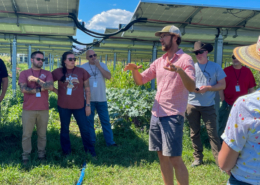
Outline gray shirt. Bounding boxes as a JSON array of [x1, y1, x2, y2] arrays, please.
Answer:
[[81, 62, 110, 102], [188, 61, 226, 106]]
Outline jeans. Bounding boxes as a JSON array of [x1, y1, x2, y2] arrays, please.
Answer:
[[58, 106, 96, 156], [86, 101, 115, 146], [227, 174, 251, 185]]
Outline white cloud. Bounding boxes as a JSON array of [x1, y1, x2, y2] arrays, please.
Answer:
[[85, 9, 133, 31]]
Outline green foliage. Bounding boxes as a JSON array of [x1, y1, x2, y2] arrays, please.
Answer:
[[106, 62, 152, 90], [106, 88, 156, 129]]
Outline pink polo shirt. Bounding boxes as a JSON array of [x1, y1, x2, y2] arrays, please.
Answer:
[[141, 49, 195, 117]]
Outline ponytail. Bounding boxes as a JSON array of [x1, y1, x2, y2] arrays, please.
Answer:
[[60, 51, 73, 83]]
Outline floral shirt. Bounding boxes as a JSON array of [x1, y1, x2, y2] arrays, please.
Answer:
[[222, 89, 260, 185]]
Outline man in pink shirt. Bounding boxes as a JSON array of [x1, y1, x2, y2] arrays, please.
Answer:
[[124, 25, 195, 185], [19, 51, 53, 165]]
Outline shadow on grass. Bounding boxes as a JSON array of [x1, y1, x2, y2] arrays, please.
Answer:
[[0, 122, 158, 171]]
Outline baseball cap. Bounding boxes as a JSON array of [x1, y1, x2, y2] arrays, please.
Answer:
[[155, 25, 182, 37]]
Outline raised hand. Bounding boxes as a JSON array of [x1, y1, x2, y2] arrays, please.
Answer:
[[163, 56, 181, 72], [124, 63, 142, 71]]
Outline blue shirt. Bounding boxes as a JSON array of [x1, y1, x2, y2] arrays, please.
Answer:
[[188, 61, 226, 106]]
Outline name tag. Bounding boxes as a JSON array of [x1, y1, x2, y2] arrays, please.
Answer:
[[93, 81, 97, 87], [36, 92, 41, 97], [67, 88, 72, 95], [235, 85, 240, 92]]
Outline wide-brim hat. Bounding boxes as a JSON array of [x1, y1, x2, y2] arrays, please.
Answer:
[[233, 36, 260, 71], [155, 25, 182, 37], [191, 41, 213, 53]]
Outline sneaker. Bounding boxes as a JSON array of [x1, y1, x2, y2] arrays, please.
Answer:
[[191, 160, 203, 167], [22, 159, 29, 165]]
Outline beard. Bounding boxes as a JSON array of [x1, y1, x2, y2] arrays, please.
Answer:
[[33, 61, 43, 69], [161, 36, 173, 51]]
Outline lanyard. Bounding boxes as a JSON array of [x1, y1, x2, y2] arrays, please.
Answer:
[[233, 67, 242, 85], [89, 63, 97, 79], [31, 69, 42, 87]]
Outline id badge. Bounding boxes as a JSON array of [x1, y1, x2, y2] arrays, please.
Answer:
[[36, 92, 41, 97], [93, 81, 97, 87], [235, 85, 240, 92], [67, 88, 72, 95]]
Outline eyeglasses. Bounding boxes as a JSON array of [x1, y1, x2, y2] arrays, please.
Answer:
[[159, 34, 171, 40], [34, 58, 45, 62], [67, 58, 77, 61], [195, 50, 206, 55], [89, 54, 97, 58], [232, 56, 236, 60]]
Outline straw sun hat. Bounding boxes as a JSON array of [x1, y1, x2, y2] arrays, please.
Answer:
[[233, 36, 260, 70]]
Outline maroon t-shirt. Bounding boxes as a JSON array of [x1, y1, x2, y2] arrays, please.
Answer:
[[18, 69, 53, 110], [52, 67, 90, 109], [223, 66, 256, 105]]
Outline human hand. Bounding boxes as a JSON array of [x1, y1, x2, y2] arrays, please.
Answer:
[[28, 76, 38, 82], [85, 106, 91, 116], [124, 63, 142, 71], [197, 86, 209, 94], [94, 59, 101, 68], [163, 56, 182, 73]]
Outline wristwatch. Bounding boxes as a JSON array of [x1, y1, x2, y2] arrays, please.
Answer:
[[86, 104, 90, 107]]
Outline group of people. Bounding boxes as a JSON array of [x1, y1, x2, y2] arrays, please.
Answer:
[[0, 23, 259, 184], [124, 25, 260, 185], [18, 50, 117, 164]]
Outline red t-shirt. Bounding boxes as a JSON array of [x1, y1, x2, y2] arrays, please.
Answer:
[[223, 66, 256, 105], [18, 69, 53, 110], [52, 67, 90, 109]]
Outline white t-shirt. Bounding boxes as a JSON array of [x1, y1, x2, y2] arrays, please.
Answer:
[[81, 62, 110, 102], [222, 89, 260, 184]]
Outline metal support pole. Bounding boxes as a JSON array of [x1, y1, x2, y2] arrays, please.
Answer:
[[214, 35, 224, 131], [105, 54, 108, 65], [100, 55, 102, 63], [57, 58, 59, 68], [151, 44, 157, 90], [43, 51, 45, 69], [49, 53, 51, 71], [52, 54, 54, 71], [79, 57, 81, 66], [127, 49, 131, 64], [28, 45, 31, 69], [12, 37, 17, 96], [114, 53, 117, 70]]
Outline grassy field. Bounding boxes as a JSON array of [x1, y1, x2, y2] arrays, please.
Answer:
[[0, 57, 231, 185]]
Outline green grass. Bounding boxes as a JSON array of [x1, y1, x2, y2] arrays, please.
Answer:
[[0, 57, 230, 185]]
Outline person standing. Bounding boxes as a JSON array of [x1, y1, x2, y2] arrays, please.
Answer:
[[218, 54, 256, 144], [19, 51, 53, 164], [186, 41, 226, 167], [52, 51, 96, 157], [0, 57, 8, 111], [218, 36, 260, 185], [81, 50, 117, 146], [125, 25, 195, 185]]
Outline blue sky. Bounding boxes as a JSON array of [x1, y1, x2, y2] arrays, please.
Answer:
[[75, 0, 260, 44]]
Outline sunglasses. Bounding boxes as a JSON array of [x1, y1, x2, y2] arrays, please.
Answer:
[[232, 56, 236, 60], [34, 58, 45, 62], [67, 58, 77, 61], [195, 50, 206, 55], [89, 54, 97, 58]]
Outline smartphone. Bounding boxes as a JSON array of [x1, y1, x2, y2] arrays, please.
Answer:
[[195, 88, 199, 91]]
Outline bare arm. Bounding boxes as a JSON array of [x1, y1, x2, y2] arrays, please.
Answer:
[[218, 141, 239, 173], [28, 76, 53, 91], [0, 77, 8, 102], [176, 69, 195, 92], [96, 63, 111, 80], [248, 87, 255, 93], [84, 80, 91, 104], [19, 83, 38, 94], [219, 90, 225, 101], [124, 64, 143, 85]]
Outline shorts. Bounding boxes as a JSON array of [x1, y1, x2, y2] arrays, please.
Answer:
[[149, 114, 184, 156]]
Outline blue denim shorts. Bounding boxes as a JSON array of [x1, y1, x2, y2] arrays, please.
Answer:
[[227, 174, 251, 185], [149, 115, 184, 156]]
